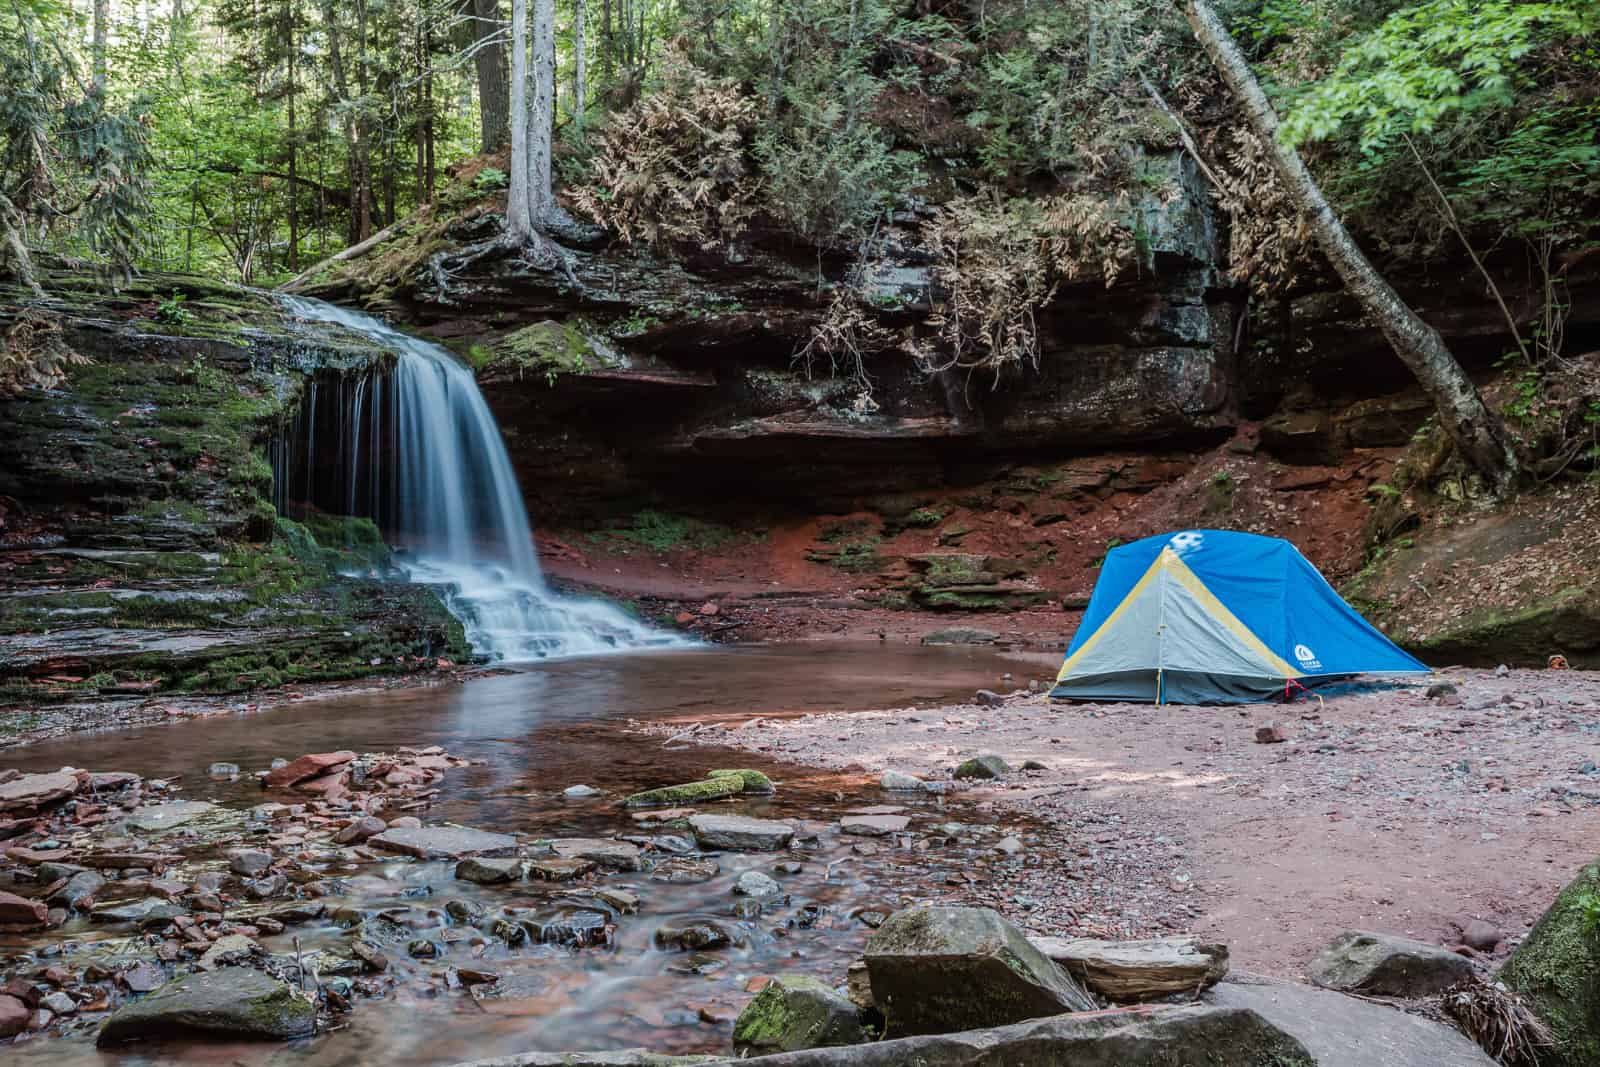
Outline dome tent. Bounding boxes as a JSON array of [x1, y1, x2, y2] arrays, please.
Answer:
[[1052, 530, 1428, 705]]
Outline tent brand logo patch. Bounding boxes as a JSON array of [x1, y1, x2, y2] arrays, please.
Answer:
[[1294, 644, 1322, 670], [1168, 531, 1204, 555]]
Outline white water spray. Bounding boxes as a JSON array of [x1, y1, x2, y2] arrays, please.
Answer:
[[275, 296, 685, 662]]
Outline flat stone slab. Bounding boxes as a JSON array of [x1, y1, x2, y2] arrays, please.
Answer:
[[688, 814, 795, 851], [1031, 936, 1229, 1001], [263, 750, 355, 788], [0, 770, 81, 812], [124, 801, 219, 833], [368, 825, 518, 859], [550, 838, 644, 871], [840, 814, 911, 836], [1209, 976, 1495, 1065]]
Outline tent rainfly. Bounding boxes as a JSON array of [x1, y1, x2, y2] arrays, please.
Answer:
[[1052, 530, 1429, 705]]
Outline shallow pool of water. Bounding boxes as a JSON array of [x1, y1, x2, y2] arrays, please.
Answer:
[[4, 642, 1052, 1067]]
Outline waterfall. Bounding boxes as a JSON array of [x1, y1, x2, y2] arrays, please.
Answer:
[[272, 296, 685, 662]]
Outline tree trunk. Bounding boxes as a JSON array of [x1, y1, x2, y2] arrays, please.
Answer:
[[573, 0, 586, 134], [528, 0, 555, 225], [506, 0, 532, 241], [285, 0, 298, 270], [92, 0, 110, 89], [1178, 0, 1521, 495], [467, 0, 509, 152]]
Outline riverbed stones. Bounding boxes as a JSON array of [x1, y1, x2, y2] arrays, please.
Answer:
[[864, 906, 1096, 1036], [624, 777, 744, 809], [528, 857, 595, 882], [263, 750, 356, 788], [840, 814, 911, 837], [732, 974, 869, 1056], [90, 897, 186, 929], [228, 848, 273, 876], [952, 755, 1009, 780], [1031, 936, 1229, 1001], [49, 870, 105, 911], [369, 824, 518, 859], [0, 889, 49, 929], [880, 770, 926, 791], [333, 815, 387, 844], [522, 907, 611, 947], [1308, 931, 1473, 997], [1500, 854, 1600, 1066], [0, 994, 28, 1038], [456, 857, 523, 884], [551, 838, 644, 871], [97, 967, 315, 1046], [654, 916, 742, 951], [651, 857, 721, 884], [689, 814, 795, 851], [198, 934, 259, 971], [0, 771, 81, 813], [121, 961, 166, 993], [124, 800, 218, 833], [734, 871, 783, 898]]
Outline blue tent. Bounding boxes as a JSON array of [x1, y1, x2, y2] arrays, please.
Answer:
[[1052, 530, 1429, 705]]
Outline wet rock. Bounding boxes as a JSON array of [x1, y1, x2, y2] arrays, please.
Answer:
[[528, 857, 595, 882], [0, 771, 81, 813], [880, 770, 926, 791], [97, 967, 315, 1045], [369, 824, 518, 859], [40, 991, 76, 1015], [595, 888, 639, 914], [1031, 936, 1229, 1001], [351, 940, 388, 973], [731, 899, 763, 920], [121, 961, 166, 993], [689, 814, 795, 851], [708, 769, 776, 794], [1308, 931, 1472, 997], [124, 801, 218, 833], [90, 898, 186, 929], [263, 751, 356, 788], [667, 953, 728, 976], [563, 785, 602, 798], [952, 755, 1009, 780], [49, 871, 105, 911], [654, 916, 742, 951], [228, 849, 273, 877], [208, 763, 240, 780], [841, 815, 910, 837], [732, 974, 869, 1055], [651, 857, 720, 884], [244, 873, 287, 900], [865, 906, 1096, 1036], [551, 838, 644, 871], [624, 777, 744, 809], [198, 934, 258, 970], [522, 907, 611, 947], [1210, 977, 1494, 1066], [408, 939, 440, 959], [332, 815, 387, 844], [445, 899, 485, 923], [734, 871, 783, 898], [456, 857, 523, 884], [0, 994, 28, 1038], [0, 889, 49, 928]]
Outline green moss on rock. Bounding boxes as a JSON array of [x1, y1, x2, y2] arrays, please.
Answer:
[[1500, 856, 1600, 1065], [708, 769, 775, 794], [623, 777, 744, 809]]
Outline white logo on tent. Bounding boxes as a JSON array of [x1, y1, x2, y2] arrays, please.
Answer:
[[1294, 644, 1322, 670], [1168, 531, 1204, 555]]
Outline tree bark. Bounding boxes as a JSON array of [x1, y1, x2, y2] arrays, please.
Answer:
[[466, 0, 509, 152], [285, 0, 298, 269], [573, 0, 586, 134], [1178, 0, 1521, 495], [92, 0, 110, 90], [528, 0, 555, 225], [506, 0, 532, 241]]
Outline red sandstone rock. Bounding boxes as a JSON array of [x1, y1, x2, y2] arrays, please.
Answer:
[[0, 994, 29, 1038], [0, 890, 48, 929], [263, 751, 356, 788]]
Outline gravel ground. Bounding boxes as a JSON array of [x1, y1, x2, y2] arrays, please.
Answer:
[[634, 666, 1600, 977]]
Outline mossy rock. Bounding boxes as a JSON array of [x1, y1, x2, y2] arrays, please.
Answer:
[[954, 755, 1010, 780], [732, 974, 869, 1055], [708, 769, 775, 794], [1499, 856, 1600, 1065], [96, 966, 314, 1046], [623, 777, 744, 809]]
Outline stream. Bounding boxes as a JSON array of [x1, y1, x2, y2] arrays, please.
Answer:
[[3, 642, 1051, 1066]]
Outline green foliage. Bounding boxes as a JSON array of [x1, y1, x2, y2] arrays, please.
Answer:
[[590, 509, 742, 554], [472, 167, 508, 192], [154, 290, 192, 325]]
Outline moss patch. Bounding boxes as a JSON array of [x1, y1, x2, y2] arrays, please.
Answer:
[[1500, 856, 1600, 1065]]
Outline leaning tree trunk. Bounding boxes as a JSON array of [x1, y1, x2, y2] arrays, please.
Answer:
[[506, 0, 532, 241], [528, 0, 556, 226], [1179, 0, 1522, 496]]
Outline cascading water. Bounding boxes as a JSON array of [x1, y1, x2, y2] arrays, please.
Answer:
[[271, 296, 685, 662]]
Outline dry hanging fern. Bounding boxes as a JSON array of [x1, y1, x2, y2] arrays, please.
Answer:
[[1439, 980, 1553, 1067], [571, 47, 759, 251], [1, 309, 86, 396]]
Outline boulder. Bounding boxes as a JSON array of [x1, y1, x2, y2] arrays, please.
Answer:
[[864, 906, 1095, 1036], [732, 975, 870, 1055], [1500, 855, 1600, 1066], [96, 966, 315, 1045], [125, 800, 219, 833], [952, 756, 1009, 780], [1210, 976, 1495, 1065], [0, 889, 49, 928], [734, 871, 783, 899], [263, 750, 356, 788], [701, 1004, 1310, 1066], [625, 778, 744, 809], [1031, 936, 1229, 1001], [689, 814, 795, 851], [1308, 931, 1472, 997], [456, 857, 523, 884], [880, 771, 926, 792], [708, 769, 776, 794], [550, 838, 644, 871], [368, 824, 518, 859]]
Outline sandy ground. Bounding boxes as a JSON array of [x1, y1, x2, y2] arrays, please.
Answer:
[[634, 665, 1600, 978]]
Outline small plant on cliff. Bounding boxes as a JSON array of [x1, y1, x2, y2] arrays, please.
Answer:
[[154, 290, 191, 326], [571, 49, 759, 252]]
